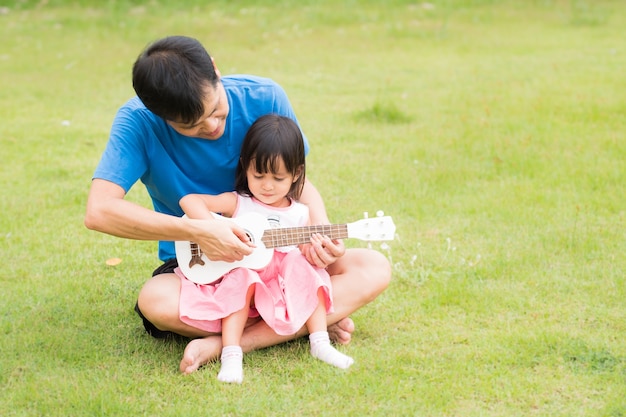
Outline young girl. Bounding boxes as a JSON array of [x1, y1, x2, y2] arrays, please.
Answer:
[[177, 114, 354, 383]]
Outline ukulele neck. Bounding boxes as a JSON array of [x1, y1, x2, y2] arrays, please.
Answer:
[[261, 224, 348, 248]]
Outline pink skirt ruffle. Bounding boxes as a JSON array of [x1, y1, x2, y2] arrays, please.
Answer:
[[177, 250, 333, 335]]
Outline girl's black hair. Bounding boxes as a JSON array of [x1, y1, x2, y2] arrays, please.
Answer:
[[132, 36, 219, 124], [235, 114, 306, 200]]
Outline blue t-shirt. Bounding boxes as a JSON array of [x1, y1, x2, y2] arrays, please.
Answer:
[[93, 75, 309, 261]]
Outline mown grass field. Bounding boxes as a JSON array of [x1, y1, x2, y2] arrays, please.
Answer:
[[1, 1, 625, 415]]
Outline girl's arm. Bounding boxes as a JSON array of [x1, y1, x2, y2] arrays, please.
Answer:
[[179, 192, 238, 219]]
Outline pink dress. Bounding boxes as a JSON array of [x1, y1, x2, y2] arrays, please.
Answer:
[[176, 195, 334, 335]]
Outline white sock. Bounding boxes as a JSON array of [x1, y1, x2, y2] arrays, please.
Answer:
[[218, 345, 243, 384], [309, 331, 354, 369]]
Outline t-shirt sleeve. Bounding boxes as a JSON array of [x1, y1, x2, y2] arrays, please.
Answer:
[[93, 104, 149, 193], [270, 82, 310, 155]]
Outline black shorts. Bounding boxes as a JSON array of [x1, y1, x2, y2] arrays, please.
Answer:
[[134, 258, 179, 339]]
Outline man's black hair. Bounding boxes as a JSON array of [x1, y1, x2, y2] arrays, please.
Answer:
[[132, 36, 219, 124]]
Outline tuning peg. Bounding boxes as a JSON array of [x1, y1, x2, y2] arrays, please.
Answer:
[[363, 211, 369, 219], [376, 210, 384, 217]]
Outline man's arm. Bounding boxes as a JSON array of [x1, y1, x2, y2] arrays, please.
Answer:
[[84, 179, 252, 262], [299, 179, 329, 225]]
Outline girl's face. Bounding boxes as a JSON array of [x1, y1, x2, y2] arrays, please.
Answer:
[[246, 157, 299, 208]]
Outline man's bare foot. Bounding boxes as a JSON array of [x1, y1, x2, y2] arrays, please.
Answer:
[[328, 317, 355, 345], [179, 336, 222, 374]]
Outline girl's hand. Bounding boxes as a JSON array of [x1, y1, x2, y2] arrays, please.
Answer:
[[301, 233, 345, 268]]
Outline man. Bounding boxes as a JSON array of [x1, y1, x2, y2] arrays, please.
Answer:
[[85, 36, 391, 374]]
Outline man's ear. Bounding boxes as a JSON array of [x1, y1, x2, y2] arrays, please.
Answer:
[[293, 165, 304, 182], [211, 57, 221, 78]]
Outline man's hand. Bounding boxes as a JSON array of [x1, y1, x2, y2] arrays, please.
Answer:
[[190, 218, 255, 262], [300, 233, 345, 269]]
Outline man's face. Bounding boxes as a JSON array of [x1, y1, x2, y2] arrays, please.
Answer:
[[167, 82, 229, 140]]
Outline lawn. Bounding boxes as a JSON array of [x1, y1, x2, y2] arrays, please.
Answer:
[[1, 0, 625, 416]]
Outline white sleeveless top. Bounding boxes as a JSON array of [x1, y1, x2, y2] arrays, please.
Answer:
[[234, 194, 310, 253]]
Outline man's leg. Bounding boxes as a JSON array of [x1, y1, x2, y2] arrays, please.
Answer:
[[136, 273, 209, 338], [136, 272, 225, 374]]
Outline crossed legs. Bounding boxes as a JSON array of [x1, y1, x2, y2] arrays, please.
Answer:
[[136, 248, 391, 374]]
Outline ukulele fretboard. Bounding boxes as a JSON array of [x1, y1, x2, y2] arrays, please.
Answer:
[[261, 224, 348, 248]]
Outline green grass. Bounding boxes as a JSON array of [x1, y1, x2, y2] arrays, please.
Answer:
[[2, 0, 626, 415]]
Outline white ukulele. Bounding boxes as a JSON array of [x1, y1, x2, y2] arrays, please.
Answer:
[[175, 211, 396, 284]]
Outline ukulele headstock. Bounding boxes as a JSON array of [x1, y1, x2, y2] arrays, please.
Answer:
[[347, 211, 396, 242]]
